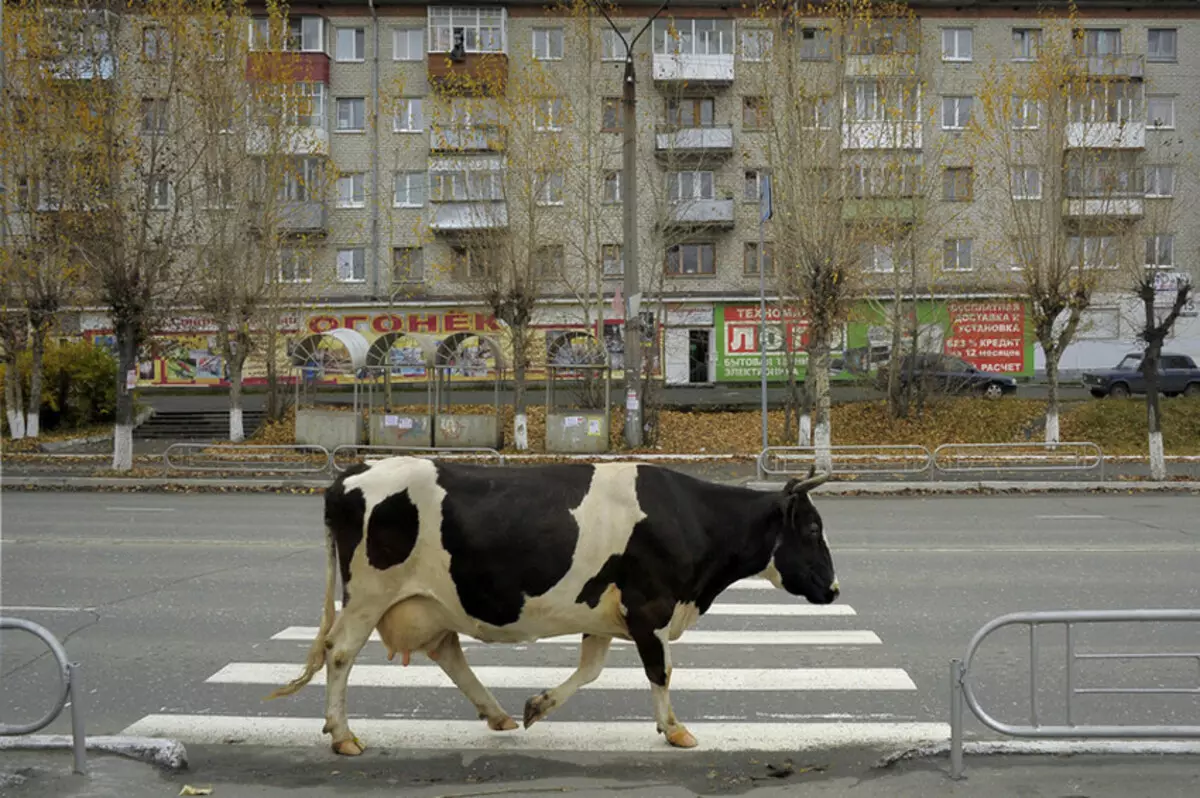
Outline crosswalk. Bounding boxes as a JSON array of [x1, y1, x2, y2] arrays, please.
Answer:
[[121, 579, 949, 752]]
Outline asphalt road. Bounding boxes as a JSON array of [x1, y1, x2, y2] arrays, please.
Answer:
[[2, 491, 1198, 763]]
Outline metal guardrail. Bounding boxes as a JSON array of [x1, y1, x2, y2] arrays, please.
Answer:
[[331, 444, 506, 472], [0, 617, 87, 774], [164, 443, 332, 473], [933, 441, 1105, 479], [758, 445, 933, 477], [950, 609, 1200, 779]]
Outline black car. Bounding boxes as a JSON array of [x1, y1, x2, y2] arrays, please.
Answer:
[[1081, 352, 1200, 398], [878, 353, 1019, 399]]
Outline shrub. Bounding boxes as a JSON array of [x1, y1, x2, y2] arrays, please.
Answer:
[[1, 340, 118, 436]]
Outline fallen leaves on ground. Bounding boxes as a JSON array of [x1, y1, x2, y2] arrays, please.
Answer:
[[1061, 398, 1200, 455]]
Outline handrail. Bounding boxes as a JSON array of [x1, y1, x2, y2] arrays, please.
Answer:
[[933, 441, 1105, 479], [332, 444, 506, 472], [0, 617, 87, 774], [758, 444, 933, 477], [164, 443, 332, 473]]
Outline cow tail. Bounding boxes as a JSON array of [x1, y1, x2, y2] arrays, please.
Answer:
[[265, 524, 338, 700]]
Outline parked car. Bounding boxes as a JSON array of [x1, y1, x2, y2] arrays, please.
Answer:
[[1081, 352, 1200, 398], [876, 353, 1018, 399]]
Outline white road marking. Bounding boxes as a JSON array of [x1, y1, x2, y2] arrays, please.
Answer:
[[0, 606, 90, 613], [331, 599, 855, 616], [1035, 515, 1106, 520], [207, 663, 916, 691], [271, 627, 882, 646], [120, 716, 950, 752], [104, 507, 177, 512]]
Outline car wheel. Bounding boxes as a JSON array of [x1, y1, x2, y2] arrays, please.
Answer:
[[1109, 382, 1130, 399], [1090, 389, 1106, 399], [982, 383, 1004, 399], [1185, 383, 1200, 398]]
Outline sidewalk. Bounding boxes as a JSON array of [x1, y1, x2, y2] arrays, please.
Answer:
[[5, 744, 1198, 797]]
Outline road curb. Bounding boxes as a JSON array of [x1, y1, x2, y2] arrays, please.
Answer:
[[875, 738, 1200, 769], [0, 734, 188, 771]]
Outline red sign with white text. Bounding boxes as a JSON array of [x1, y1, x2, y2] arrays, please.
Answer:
[[944, 301, 1026, 373]]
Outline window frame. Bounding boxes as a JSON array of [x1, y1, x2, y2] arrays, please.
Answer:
[[1147, 95, 1176, 129], [393, 97, 424, 133], [941, 27, 973, 62], [393, 246, 425, 283], [335, 27, 365, 62], [393, 170, 426, 207], [336, 172, 366, 208], [942, 238, 974, 272], [740, 27, 772, 61], [665, 241, 717, 277], [1011, 166, 1042, 200], [602, 170, 622, 204], [1145, 164, 1176, 198], [601, 243, 624, 277], [1012, 27, 1041, 61], [942, 167, 973, 202], [393, 27, 424, 60], [336, 247, 367, 283], [941, 95, 973, 130], [743, 241, 774, 276], [336, 97, 367, 133], [428, 6, 507, 54], [1147, 28, 1178, 63], [532, 27, 564, 60], [1145, 233, 1175, 268]]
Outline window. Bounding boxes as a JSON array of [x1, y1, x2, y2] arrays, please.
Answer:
[[428, 167, 503, 201], [336, 27, 365, 61], [943, 167, 973, 202], [801, 96, 833, 129], [743, 96, 768, 129], [1072, 82, 1138, 124], [337, 248, 366, 282], [847, 81, 920, 122], [1067, 235, 1119, 269], [336, 98, 365, 132], [601, 97, 623, 132], [601, 27, 630, 60], [1147, 95, 1175, 128], [452, 246, 494, 278], [141, 98, 168, 134], [652, 19, 734, 56], [1013, 28, 1041, 60], [602, 170, 621, 203], [665, 242, 716, 276], [1067, 155, 1141, 197], [249, 16, 322, 52], [279, 249, 311, 282], [532, 27, 563, 59], [1147, 28, 1177, 62], [535, 245, 564, 277], [534, 97, 565, 131], [1077, 28, 1122, 57], [942, 28, 973, 61], [1011, 166, 1042, 199], [744, 242, 774, 275], [393, 27, 423, 60], [394, 98, 423, 132], [668, 171, 714, 202], [943, 238, 973, 271], [1012, 96, 1040, 129], [941, 96, 973, 130], [1145, 165, 1175, 197], [602, 244, 623, 277], [279, 157, 323, 202], [741, 28, 772, 61], [666, 97, 715, 127], [393, 247, 424, 282], [800, 27, 831, 60], [428, 7, 506, 54], [336, 173, 365, 208], [289, 83, 325, 128], [393, 171, 425, 206], [204, 169, 234, 209], [149, 177, 171, 210], [1145, 234, 1174, 268], [1011, 237, 1037, 271], [744, 169, 769, 202], [537, 172, 564, 205], [142, 26, 166, 61], [861, 242, 897, 273]]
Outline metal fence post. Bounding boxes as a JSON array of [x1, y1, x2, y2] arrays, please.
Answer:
[[67, 662, 87, 774], [950, 658, 965, 779]]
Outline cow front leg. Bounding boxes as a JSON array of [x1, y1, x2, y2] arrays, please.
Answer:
[[524, 633, 612, 728], [630, 617, 695, 748], [429, 632, 518, 731], [322, 602, 385, 756]]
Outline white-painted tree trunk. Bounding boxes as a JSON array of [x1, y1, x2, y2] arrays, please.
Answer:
[[514, 412, 528, 451], [1044, 408, 1059, 446], [798, 413, 812, 446], [112, 423, 133, 471], [814, 418, 832, 473], [7, 408, 26, 440], [25, 412, 39, 438], [230, 406, 244, 443], [1149, 430, 1165, 481]]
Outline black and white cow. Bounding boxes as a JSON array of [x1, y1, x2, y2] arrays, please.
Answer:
[[267, 456, 839, 755]]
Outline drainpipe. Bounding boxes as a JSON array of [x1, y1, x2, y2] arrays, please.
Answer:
[[369, 0, 382, 298]]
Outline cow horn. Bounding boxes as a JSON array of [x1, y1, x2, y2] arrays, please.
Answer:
[[787, 466, 830, 494]]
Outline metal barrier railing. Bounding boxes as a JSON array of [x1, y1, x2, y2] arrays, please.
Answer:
[[950, 609, 1200, 779], [164, 443, 332, 474], [0, 617, 87, 774], [758, 445, 933, 477], [933, 441, 1105, 480], [331, 444, 506, 472]]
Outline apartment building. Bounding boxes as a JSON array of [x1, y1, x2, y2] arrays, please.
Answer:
[[4, 1, 1198, 387]]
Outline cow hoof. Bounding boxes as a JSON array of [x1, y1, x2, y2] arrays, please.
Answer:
[[488, 715, 519, 731], [666, 729, 698, 749], [332, 737, 364, 756], [523, 693, 555, 728]]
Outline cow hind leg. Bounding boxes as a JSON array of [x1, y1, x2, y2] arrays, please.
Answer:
[[322, 602, 386, 756], [524, 633, 612, 728], [429, 632, 518, 731], [630, 619, 695, 749]]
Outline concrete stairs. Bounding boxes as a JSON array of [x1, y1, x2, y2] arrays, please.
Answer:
[[136, 409, 268, 441]]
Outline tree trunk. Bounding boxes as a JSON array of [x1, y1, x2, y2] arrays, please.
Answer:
[[809, 343, 832, 472], [1044, 350, 1061, 445], [265, 319, 280, 420], [4, 352, 26, 440], [512, 327, 528, 451], [26, 329, 46, 438], [798, 374, 813, 446], [229, 349, 247, 442], [1142, 342, 1165, 480], [886, 298, 905, 419], [112, 320, 138, 471]]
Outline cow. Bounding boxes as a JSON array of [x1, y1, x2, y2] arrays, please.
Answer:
[[266, 456, 839, 756]]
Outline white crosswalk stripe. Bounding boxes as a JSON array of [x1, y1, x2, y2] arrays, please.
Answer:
[[121, 578, 948, 752]]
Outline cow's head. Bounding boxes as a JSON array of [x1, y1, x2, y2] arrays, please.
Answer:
[[761, 467, 838, 604]]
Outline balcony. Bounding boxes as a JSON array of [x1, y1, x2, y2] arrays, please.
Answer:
[[655, 125, 734, 156], [842, 121, 922, 150], [1063, 196, 1144, 219], [1075, 54, 1145, 80], [278, 200, 328, 234], [246, 52, 330, 84], [430, 201, 508, 232], [44, 55, 115, 81], [428, 53, 509, 96], [430, 125, 506, 153], [247, 125, 329, 156], [666, 198, 735, 228], [652, 53, 735, 85], [841, 197, 921, 222], [843, 53, 920, 78], [1066, 121, 1145, 149]]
